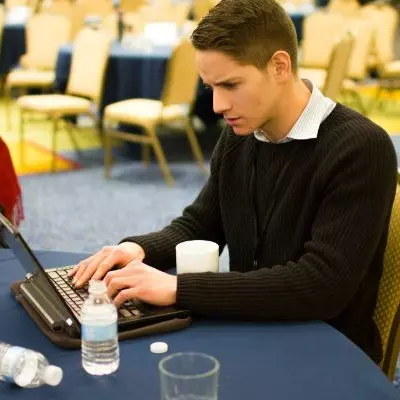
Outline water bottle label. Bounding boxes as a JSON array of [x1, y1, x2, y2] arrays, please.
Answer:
[[81, 324, 117, 342], [0, 346, 25, 383]]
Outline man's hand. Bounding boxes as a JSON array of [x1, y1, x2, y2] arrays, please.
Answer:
[[104, 260, 177, 307], [68, 242, 145, 288]]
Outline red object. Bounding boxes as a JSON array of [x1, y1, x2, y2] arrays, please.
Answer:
[[0, 137, 24, 227]]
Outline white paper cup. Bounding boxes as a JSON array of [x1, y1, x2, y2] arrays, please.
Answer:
[[176, 240, 219, 274]]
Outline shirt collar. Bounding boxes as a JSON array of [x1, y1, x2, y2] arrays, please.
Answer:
[[254, 80, 336, 143]]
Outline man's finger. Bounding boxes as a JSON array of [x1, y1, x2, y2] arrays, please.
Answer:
[[74, 252, 109, 287], [67, 255, 95, 278], [107, 276, 135, 298], [91, 252, 122, 281], [114, 287, 138, 307], [104, 265, 138, 285]]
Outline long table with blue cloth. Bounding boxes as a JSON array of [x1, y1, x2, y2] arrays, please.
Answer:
[[0, 22, 26, 76], [0, 249, 399, 399]]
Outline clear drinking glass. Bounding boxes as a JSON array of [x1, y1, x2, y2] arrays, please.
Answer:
[[159, 352, 220, 400]]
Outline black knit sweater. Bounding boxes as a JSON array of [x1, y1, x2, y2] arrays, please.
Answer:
[[121, 104, 398, 363]]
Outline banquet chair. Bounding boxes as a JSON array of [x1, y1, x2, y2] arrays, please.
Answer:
[[319, 32, 354, 101], [5, 0, 28, 6], [327, 0, 360, 16], [103, 11, 145, 38], [192, 0, 214, 22], [138, 0, 190, 27], [39, 0, 73, 16], [360, 3, 398, 70], [300, 15, 373, 113], [16, 27, 112, 172], [5, 13, 71, 131], [360, 4, 400, 110], [78, 0, 113, 17], [103, 39, 205, 185], [339, 17, 374, 113], [120, 0, 146, 13], [300, 11, 346, 69], [373, 171, 400, 381]]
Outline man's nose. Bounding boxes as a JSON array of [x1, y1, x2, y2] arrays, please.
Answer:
[[213, 89, 231, 115]]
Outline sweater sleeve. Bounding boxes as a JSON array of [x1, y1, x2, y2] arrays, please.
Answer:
[[176, 125, 398, 320], [119, 129, 227, 270]]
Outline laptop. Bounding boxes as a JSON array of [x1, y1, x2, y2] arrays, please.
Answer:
[[0, 213, 190, 338]]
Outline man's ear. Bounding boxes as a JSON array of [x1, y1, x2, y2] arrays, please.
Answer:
[[269, 50, 292, 81]]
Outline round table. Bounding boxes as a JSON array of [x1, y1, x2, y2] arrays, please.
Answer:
[[0, 249, 399, 400]]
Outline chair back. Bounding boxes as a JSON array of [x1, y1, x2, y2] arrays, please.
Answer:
[[301, 12, 346, 68], [323, 31, 354, 100], [79, 0, 113, 17], [138, 0, 188, 26], [344, 17, 374, 80], [173, 2, 191, 26], [192, 0, 214, 22], [161, 39, 198, 108], [361, 4, 398, 65], [328, 0, 360, 16], [103, 11, 145, 38], [39, 0, 73, 17], [120, 0, 146, 13], [5, 0, 27, 7], [23, 13, 71, 70], [373, 174, 400, 380], [66, 27, 112, 105]]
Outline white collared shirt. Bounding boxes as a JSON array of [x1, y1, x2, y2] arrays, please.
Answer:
[[254, 80, 336, 143]]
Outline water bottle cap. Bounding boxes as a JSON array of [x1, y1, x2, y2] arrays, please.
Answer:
[[43, 365, 63, 386], [88, 280, 107, 295]]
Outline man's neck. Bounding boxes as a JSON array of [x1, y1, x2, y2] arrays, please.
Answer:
[[259, 79, 312, 143]]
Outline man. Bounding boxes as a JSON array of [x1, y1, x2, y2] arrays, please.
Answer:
[[69, 0, 398, 363]]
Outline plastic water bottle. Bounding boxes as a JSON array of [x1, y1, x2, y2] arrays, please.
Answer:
[[0, 343, 63, 388], [81, 280, 119, 375]]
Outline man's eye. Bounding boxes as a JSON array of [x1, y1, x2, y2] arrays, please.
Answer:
[[223, 83, 237, 89]]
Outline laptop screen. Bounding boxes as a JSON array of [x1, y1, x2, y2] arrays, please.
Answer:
[[0, 213, 80, 330]]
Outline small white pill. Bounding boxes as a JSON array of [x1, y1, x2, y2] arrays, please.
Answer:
[[150, 342, 169, 354]]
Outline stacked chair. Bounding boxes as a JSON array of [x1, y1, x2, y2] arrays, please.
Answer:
[[16, 27, 112, 172], [359, 3, 400, 110], [5, 13, 71, 130], [299, 11, 374, 113]]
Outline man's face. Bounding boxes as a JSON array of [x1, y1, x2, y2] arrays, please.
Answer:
[[196, 50, 282, 135]]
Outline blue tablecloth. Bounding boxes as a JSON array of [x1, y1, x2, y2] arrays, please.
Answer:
[[55, 43, 171, 113], [290, 12, 305, 42], [0, 249, 398, 400], [0, 22, 26, 75]]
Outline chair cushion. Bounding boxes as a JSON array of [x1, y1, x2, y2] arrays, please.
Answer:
[[104, 99, 189, 130], [7, 69, 55, 88], [17, 94, 92, 116], [381, 60, 400, 78]]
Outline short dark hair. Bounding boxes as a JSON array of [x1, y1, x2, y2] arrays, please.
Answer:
[[191, 0, 298, 72]]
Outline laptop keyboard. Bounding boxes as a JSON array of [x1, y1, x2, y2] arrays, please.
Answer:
[[46, 265, 143, 321]]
